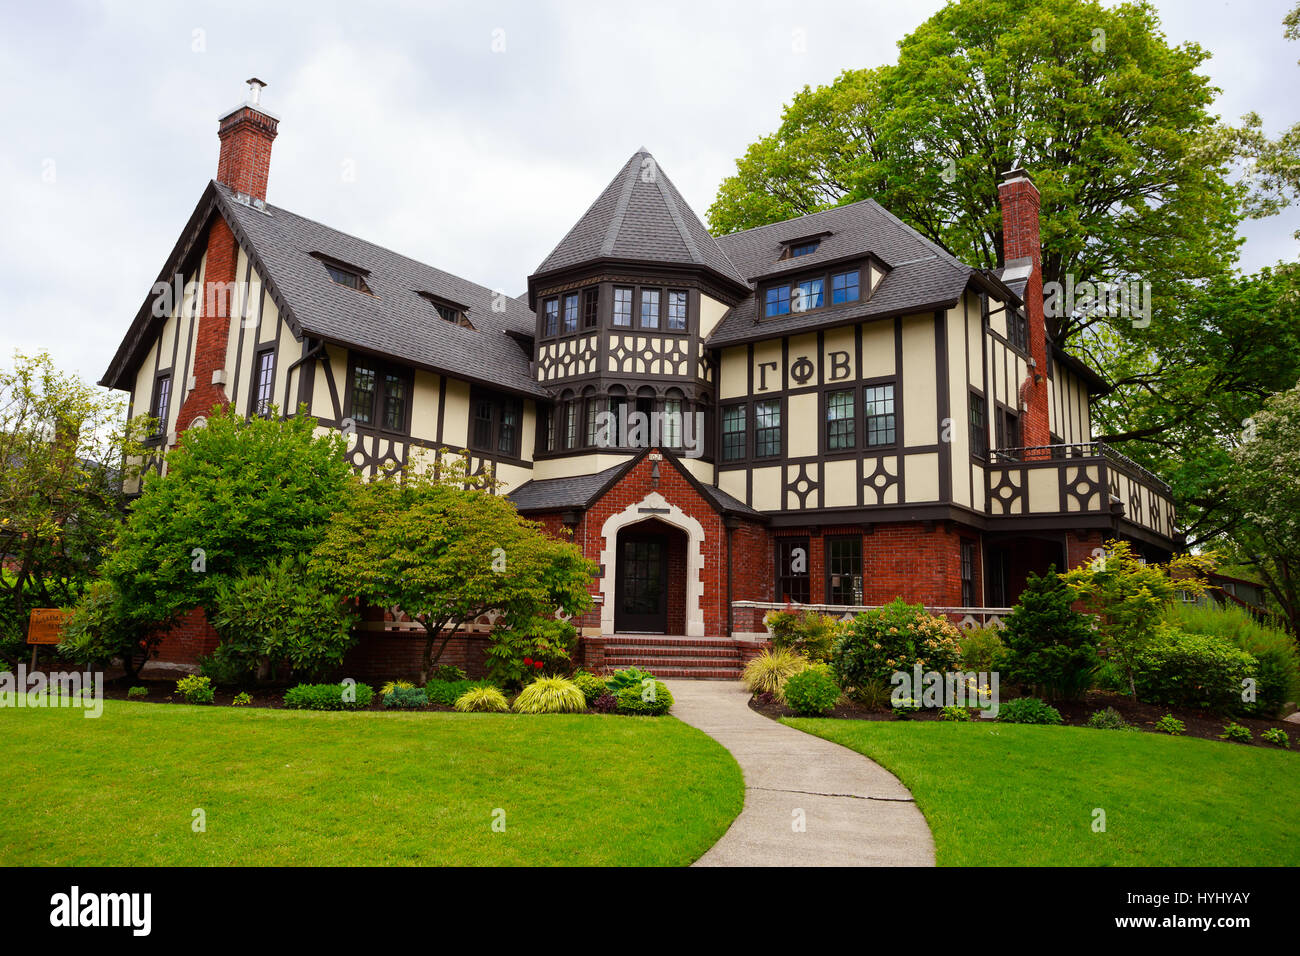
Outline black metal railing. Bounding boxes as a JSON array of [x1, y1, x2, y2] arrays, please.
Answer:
[[987, 442, 1170, 494]]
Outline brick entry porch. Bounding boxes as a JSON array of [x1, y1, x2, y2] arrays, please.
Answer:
[[582, 635, 768, 680]]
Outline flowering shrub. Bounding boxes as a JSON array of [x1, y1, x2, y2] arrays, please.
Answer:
[[485, 616, 579, 688], [832, 599, 962, 691], [781, 664, 841, 715]]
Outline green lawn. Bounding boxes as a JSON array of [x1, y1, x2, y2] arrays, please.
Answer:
[[0, 701, 743, 866], [784, 718, 1300, 866]]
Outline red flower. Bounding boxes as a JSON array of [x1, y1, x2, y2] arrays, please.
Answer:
[[523, 657, 533, 666], [535, 660, 544, 669]]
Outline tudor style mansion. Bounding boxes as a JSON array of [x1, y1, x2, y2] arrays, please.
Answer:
[[102, 82, 1179, 677]]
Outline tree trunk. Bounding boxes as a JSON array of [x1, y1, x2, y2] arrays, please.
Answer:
[[420, 622, 459, 685]]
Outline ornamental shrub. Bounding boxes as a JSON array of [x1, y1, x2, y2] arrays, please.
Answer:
[[1085, 706, 1129, 730], [380, 680, 414, 696], [1131, 624, 1257, 713], [741, 648, 809, 698], [764, 606, 840, 661], [485, 617, 580, 688], [453, 686, 510, 713], [958, 624, 1006, 674], [1162, 602, 1300, 716], [512, 676, 587, 714], [607, 667, 657, 695], [1000, 569, 1099, 699], [996, 697, 1063, 725], [382, 687, 428, 709], [1155, 713, 1185, 735], [127, 686, 149, 699], [283, 681, 374, 711], [591, 691, 619, 714], [832, 598, 962, 691], [616, 680, 674, 716], [571, 670, 609, 705], [175, 674, 214, 705], [1262, 727, 1290, 748], [425, 678, 495, 707], [1218, 721, 1252, 743], [781, 664, 841, 715], [939, 705, 972, 722], [231, 691, 252, 707]]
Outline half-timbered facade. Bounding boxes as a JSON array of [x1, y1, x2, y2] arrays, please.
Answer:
[[103, 83, 1179, 672]]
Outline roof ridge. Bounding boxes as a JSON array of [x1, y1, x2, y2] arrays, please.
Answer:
[[601, 157, 639, 257], [653, 170, 702, 264]]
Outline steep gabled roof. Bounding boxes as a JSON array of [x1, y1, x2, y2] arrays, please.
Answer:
[[531, 149, 749, 290], [102, 181, 545, 399]]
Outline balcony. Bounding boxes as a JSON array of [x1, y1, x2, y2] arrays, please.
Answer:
[[984, 442, 1177, 546]]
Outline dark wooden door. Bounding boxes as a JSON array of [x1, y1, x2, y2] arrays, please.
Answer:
[[615, 532, 668, 633]]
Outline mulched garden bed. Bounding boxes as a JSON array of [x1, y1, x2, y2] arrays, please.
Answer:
[[749, 688, 1300, 750]]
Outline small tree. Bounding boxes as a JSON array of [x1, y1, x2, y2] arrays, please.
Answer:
[[310, 470, 595, 685], [1061, 539, 1215, 697], [71, 406, 355, 672], [0, 351, 150, 664], [1001, 567, 1099, 700]]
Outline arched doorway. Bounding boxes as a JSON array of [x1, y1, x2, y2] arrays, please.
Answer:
[[613, 519, 688, 634]]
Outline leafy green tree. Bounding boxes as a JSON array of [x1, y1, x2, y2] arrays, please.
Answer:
[[1229, 381, 1300, 636], [1061, 539, 1215, 696], [85, 407, 354, 664], [310, 471, 595, 685], [708, 0, 1241, 344], [1000, 567, 1099, 699], [208, 556, 360, 682], [0, 351, 149, 664]]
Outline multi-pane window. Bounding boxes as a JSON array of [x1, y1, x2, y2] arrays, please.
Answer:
[[613, 287, 633, 327], [961, 541, 977, 607], [775, 537, 811, 604], [765, 284, 791, 317], [469, 388, 522, 457], [662, 398, 682, 448], [582, 287, 599, 328], [349, 361, 409, 433], [585, 396, 602, 446], [562, 293, 579, 334], [640, 288, 660, 328], [721, 404, 746, 461], [826, 389, 855, 451], [382, 373, 407, 430], [831, 270, 860, 304], [969, 392, 988, 457], [667, 290, 688, 331], [350, 365, 377, 425], [253, 349, 275, 418], [565, 403, 578, 449], [826, 536, 863, 605], [323, 261, 370, 292], [543, 297, 559, 336], [755, 399, 782, 458], [151, 374, 172, 436], [542, 409, 555, 452], [792, 277, 823, 312], [996, 408, 1021, 453], [864, 384, 896, 447], [1008, 309, 1029, 351], [788, 241, 820, 257]]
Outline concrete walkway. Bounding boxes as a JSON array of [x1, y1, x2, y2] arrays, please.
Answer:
[[666, 680, 935, 867]]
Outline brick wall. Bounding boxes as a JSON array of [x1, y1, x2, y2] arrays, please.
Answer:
[[149, 607, 221, 668], [174, 217, 236, 434], [216, 106, 279, 201], [998, 170, 1051, 450]]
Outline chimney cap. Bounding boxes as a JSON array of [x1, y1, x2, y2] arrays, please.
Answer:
[[218, 77, 280, 123], [1000, 167, 1035, 185]]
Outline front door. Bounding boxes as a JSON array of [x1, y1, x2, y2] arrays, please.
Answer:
[[615, 532, 669, 633]]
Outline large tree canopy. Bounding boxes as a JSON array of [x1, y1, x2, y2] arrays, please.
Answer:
[[709, 0, 1242, 344]]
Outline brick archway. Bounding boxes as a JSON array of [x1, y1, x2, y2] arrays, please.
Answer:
[[598, 490, 705, 636]]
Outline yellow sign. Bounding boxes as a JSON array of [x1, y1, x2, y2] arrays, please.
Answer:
[[27, 609, 68, 645]]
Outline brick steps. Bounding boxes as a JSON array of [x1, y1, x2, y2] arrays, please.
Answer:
[[595, 635, 751, 680]]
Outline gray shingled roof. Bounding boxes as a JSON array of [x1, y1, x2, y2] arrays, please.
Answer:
[[215, 183, 545, 397], [507, 463, 626, 512], [706, 199, 977, 347], [532, 149, 749, 290]]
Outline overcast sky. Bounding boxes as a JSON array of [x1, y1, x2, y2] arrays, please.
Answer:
[[1, 0, 1296, 388]]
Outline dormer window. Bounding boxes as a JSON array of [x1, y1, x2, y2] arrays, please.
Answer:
[[418, 291, 474, 329], [314, 254, 372, 294], [789, 241, 819, 257], [779, 233, 828, 260]]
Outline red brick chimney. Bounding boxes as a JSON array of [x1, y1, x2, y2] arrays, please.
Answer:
[[216, 78, 279, 201], [174, 79, 279, 438], [997, 168, 1051, 453]]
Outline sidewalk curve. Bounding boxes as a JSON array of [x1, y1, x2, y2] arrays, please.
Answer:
[[666, 680, 935, 867]]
